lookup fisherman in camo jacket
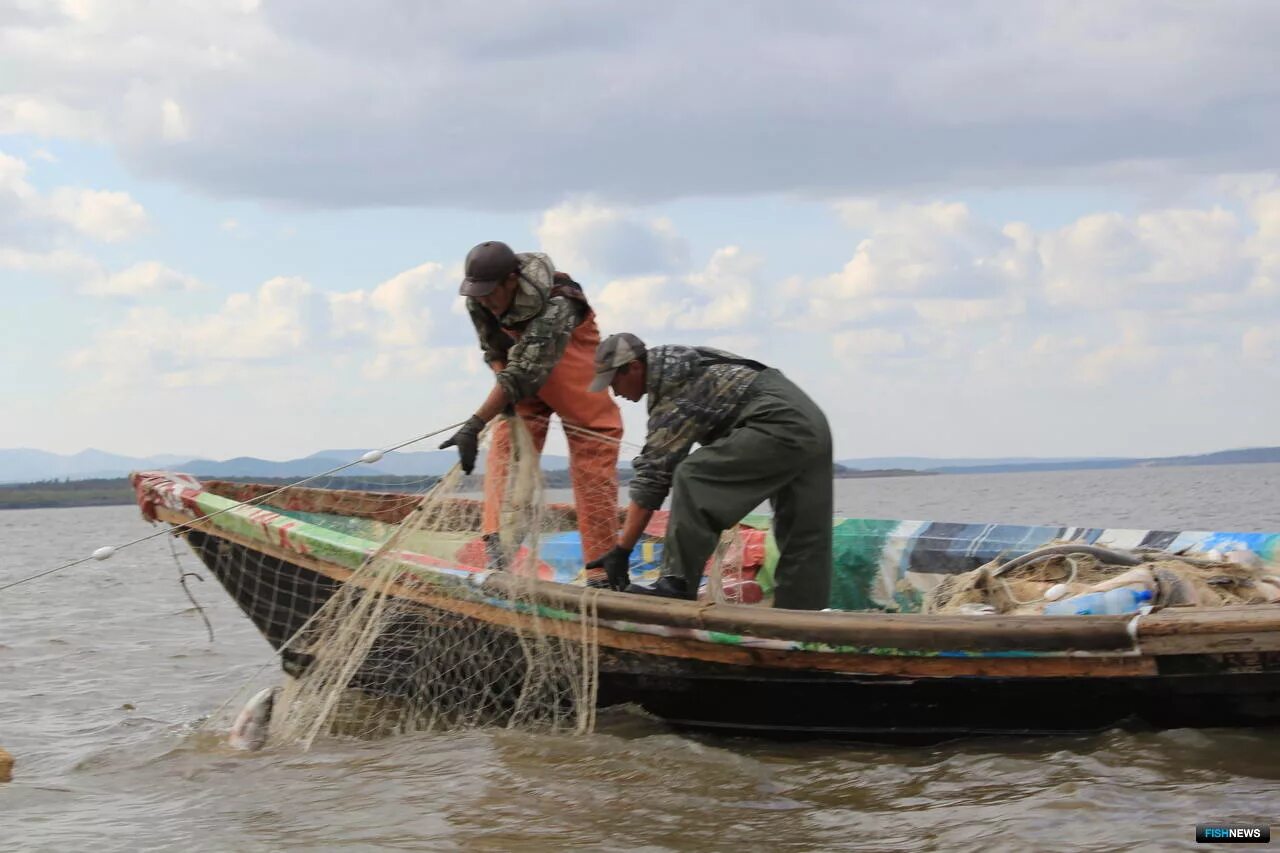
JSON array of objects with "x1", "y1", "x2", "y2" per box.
[
  {"x1": 584, "y1": 333, "x2": 833, "y2": 610},
  {"x1": 439, "y1": 241, "x2": 622, "y2": 583}
]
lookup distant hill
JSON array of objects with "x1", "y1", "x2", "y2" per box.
[
  {"x1": 0, "y1": 446, "x2": 568, "y2": 484},
  {"x1": 1143, "y1": 447, "x2": 1280, "y2": 467},
  {"x1": 0, "y1": 448, "x2": 193, "y2": 483},
  {"x1": 839, "y1": 447, "x2": 1280, "y2": 475},
  {"x1": 3, "y1": 445, "x2": 1277, "y2": 486},
  {"x1": 836, "y1": 455, "x2": 1114, "y2": 471}
]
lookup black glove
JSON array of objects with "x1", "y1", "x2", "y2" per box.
[
  {"x1": 439, "y1": 415, "x2": 485, "y2": 474},
  {"x1": 585, "y1": 545, "x2": 633, "y2": 591}
]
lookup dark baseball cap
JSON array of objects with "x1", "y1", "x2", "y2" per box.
[
  {"x1": 589, "y1": 332, "x2": 647, "y2": 392},
  {"x1": 460, "y1": 240, "x2": 518, "y2": 296}
]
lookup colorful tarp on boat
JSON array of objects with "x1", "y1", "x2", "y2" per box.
[{"x1": 131, "y1": 471, "x2": 1280, "y2": 612}]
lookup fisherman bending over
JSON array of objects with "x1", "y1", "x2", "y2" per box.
[
  {"x1": 585, "y1": 333, "x2": 833, "y2": 610},
  {"x1": 440, "y1": 241, "x2": 622, "y2": 582}
]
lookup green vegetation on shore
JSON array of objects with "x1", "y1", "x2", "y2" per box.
[
  {"x1": 0, "y1": 478, "x2": 139, "y2": 510},
  {"x1": 0, "y1": 466, "x2": 932, "y2": 510}
]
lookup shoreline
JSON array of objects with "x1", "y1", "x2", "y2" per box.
[{"x1": 0, "y1": 468, "x2": 936, "y2": 510}]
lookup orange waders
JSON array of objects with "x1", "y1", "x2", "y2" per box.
[{"x1": 482, "y1": 311, "x2": 623, "y2": 563}]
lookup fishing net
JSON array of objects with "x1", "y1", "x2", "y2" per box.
[
  {"x1": 172, "y1": 414, "x2": 760, "y2": 749},
  {"x1": 924, "y1": 548, "x2": 1280, "y2": 616},
  {"x1": 259, "y1": 418, "x2": 594, "y2": 747}
]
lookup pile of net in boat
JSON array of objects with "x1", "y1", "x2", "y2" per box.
[
  {"x1": 922, "y1": 543, "x2": 1280, "y2": 616},
  {"x1": 203, "y1": 415, "x2": 755, "y2": 749}
]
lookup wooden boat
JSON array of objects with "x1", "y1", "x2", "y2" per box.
[{"x1": 131, "y1": 470, "x2": 1280, "y2": 739}]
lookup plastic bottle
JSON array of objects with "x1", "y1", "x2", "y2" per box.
[{"x1": 1043, "y1": 585, "x2": 1153, "y2": 616}]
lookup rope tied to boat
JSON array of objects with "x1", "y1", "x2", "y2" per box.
[
  {"x1": 992, "y1": 544, "x2": 1142, "y2": 578},
  {"x1": 168, "y1": 535, "x2": 214, "y2": 643},
  {"x1": 997, "y1": 554, "x2": 1084, "y2": 606}
]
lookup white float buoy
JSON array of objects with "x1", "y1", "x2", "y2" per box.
[
  {"x1": 92, "y1": 546, "x2": 116, "y2": 561},
  {"x1": 1044, "y1": 583, "x2": 1069, "y2": 602},
  {"x1": 1225, "y1": 549, "x2": 1262, "y2": 569},
  {"x1": 360, "y1": 449, "x2": 384, "y2": 464}
]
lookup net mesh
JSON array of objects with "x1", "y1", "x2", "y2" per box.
[{"x1": 174, "y1": 414, "x2": 758, "y2": 749}]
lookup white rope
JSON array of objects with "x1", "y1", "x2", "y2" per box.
[
  {"x1": 0, "y1": 421, "x2": 466, "y2": 594},
  {"x1": 997, "y1": 554, "x2": 1082, "y2": 606},
  {"x1": 577, "y1": 587, "x2": 600, "y2": 735}
]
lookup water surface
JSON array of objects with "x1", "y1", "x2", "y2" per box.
[{"x1": 3, "y1": 465, "x2": 1279, "y2": 850}]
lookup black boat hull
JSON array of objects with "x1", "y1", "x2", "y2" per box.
[{"x1": 184, "y1": 528, "x2": 1280, "y2": 738}]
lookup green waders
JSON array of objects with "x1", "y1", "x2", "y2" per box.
[{"x1": 662, "y1": 368, "x2": 833, "y2": 610}]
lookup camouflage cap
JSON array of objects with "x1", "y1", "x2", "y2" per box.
[{"x1": 589, "y1": 332, "x2": 647, "y2": 392}]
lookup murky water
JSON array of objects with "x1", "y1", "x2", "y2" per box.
[{"x1": 3, "y1": 465, "x2": 1279, "y2": 851}]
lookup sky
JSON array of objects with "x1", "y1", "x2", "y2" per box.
[{"x1": 1, "y1": 0, "x2": 1278, "y2": 462}]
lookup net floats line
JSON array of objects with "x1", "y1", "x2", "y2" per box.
[{"x1": 0, "y1": 422, "x2": 466, "y2": 594}]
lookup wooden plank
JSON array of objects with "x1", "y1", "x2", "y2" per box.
[
  {"x1": 1138, "y1": 606, "x2": 1280, "y2": 654},
  {"x1": 203, "y1": 480, "x2": 578, "y2": 527},
  {"x1": 480, "y1": 569, "x2": 1140, "y2": 652}
]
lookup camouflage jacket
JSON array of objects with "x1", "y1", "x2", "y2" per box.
[
  {"x1": 466, "y1": 252, "x2": 588, "y2": 402},
  {"x1": 629, "y1": 345, "x2": 765, "y2": 510}
]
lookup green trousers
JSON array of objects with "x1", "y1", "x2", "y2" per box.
[{"x1": 663, "y1": 368, "x2": 833, "y2": 610}]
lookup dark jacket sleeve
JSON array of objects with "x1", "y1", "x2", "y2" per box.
[
  {"x1": 627, "y1": 396, "x2": 702, "y2": 510},
  {"x1": 467, "y1": 299, "x2": 513, "y2": 366},
  {"x1": 494, "y1": 296, "x2": 581, "y2": 402}
]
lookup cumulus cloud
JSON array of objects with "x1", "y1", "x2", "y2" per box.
[
  {"x1": 828, "y1": 200, "x2": 1028, "y2": 300},
  {"x1": 593, "y1": 246, "x2": 760, "y2": 335},
  {"x1": 0, "y1": 94, "x2": 104, "y2": 139},
  {"x1": 0, "y1": 150, "x2": 40, "y2": 239},
  {"x1": 0, "y1": 246, "x2": 100, "y2": 280},
  {"x1": 196, "y1": 276, "x2": 326, "y2": 360},
  {"x1": 807, "y1": 191, "x2": 1280, "y2": 397},
  {"x1": 82, "y1": 260, "x2": 204, "y2": 296},
  {"x1": 801, "y1": 200, "x2": 1032, "y2": 333},
  {"x1": 71, "y1": 260, "x2": 479, "y2": 388},
  {"x1": 0, "y1": 149, "x2": 200, "y2": 299},
  {"x1": 47, "y1": 187, "x2": 148, "y2": 242},
  {"x1": 329, "y1": 264, "x2": 443, "y2": 348},
  {"x1": 1243, "y1": 187, "x2": 1280, "y2": 297},
  {"x1": 1039, "y1": 207, "x2": 1247, "y2": 308},
  {"x1": 69, "y1": 275, "x2": 329, "y2": 387},
  {"x1": 0, "y1": 150, "x2": 148, "y2": 243},
  {"x1": 535, "y1": 201, "x2": 690, "y2": 279},
  {"x1": 46, "y1": 187, "x2": 1280, "y2": 457},
  {"x1": 677, "y1": 246, "x2": 757, "y2": 330},
  {"x1": 5, "y1": 2, "x2": 1280, "y2": 208},
  {"x1": 0, "y1": 247, "x2": 206, "y2": 299},
  {"x1": 67, "y1": 229, "x2": 761, "y2": 396},
  {"x1": 160, "y1": 98, "x2": 190, "y2": 142}
]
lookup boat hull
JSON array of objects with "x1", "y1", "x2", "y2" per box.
[
  {"x1": 598, "y1": 650, "x2": 1280, "y2": 738},
  {"x1": 182, "y1": 527, "x2": 1280, "y2": 738}
]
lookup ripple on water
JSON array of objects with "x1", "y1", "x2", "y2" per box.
[{"x1": 4, "y1": 500, "x2": 1280, "y2": 851}]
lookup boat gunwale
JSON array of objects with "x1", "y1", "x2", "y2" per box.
[
  {"x1": 166, "y1": 506, "x2": 1166, "y2": 680},
  {"x1": 135, "y1": 473, "x2": 1280, "y2": 659}
]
